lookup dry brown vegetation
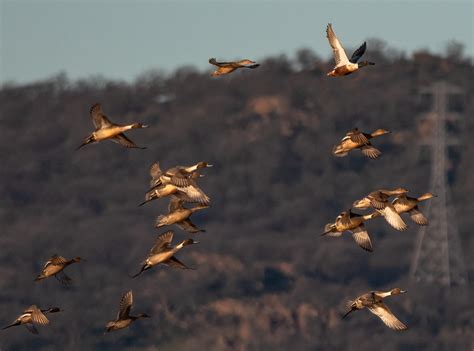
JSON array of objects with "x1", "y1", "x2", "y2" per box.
[{"x1": 0, "y1": 44, "x2": 473, "y2": 350}]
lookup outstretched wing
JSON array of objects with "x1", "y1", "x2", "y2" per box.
[
  {"x1": 43, "y1": 255, "x2": 67, "y2": 269},
  {"x1": 25, "y1": 324, "x2": 39, "y2": 334},
  {"x1": 89, "y1": 103, "x2": 113, "y2": 129},
  {"x1": 150, "y1": 231, "x2": 174, "y2": 254},
  {"x1": 118, "y1": 290, "x2": 133, "y2": 320},
  {"x1": 349, "y1": 130, "x2": 369, "y2": 145},
  {"x1": 351, "y1": 225, "x2": 373, "y2": 252},
  {"x1": 350, "y1": 42, "x2": 367, "y2": 63},
  {"x1": 29, "y1": 307, "x2": 50, "y2": 326},
  {"x1": 408, "y1": 206, "x2": 428, "y2": 225},
  {"x1": 177, "y1": 219, "x2": 204, "y2": 233},
  {"x1": 150, "y1": 162, "x2": 162, "y2": 180},
  {"x1": 110, "y1": 133, "x2": 145, "y2": 149},
  {"x1": 176, "y1": 185, "x2": 210, "y2": 205},
  {"x1": 168, "y1": 196, "x2": 184, "y2": 213},
  {"x1": 369, "y1": 192, "x2": 389, "y2": 209},
  {"x1": 326, "y1": 24, "x2": 350, "y2": 67},
  {"x1": 378, "y1": 206, "x2": 407, "y2": 231},
  {"x1": 165, "y1": 256, "x2": 192, "y2": 270},
  {"x1": 209, "y1": 58, "x2": 221, "y2": 66},
  {"x1": 168, "y1": 170, "x2": 196, "y2": 187},
  {"x1": 361, "y1": 145, "x2": 382, "y2": 159},
  {"x1": 368, "y1": 302, "x2": 407, "y2": 330}
]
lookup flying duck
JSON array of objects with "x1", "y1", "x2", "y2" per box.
[
  {"x1": 2, "y1": 306, "x2": 62, "y2": 334},
  {"x1": 209, "y1": 58, "x2": 260, "y2": 76},
  {"x1": 392, "y1": 193, "x2": 435, "y2": 225},
  {"x1": 333, "y1": 128, "x2": 390, "y2": 159},
  {"x1": 322, "y1": 210, "x2": 379, "y2": 252},
  {"x1": 132, "y1": 231, "x2": 198, "y2": 278},
  {"x1": 105, "y1": 291, "x2": 150, "y2": 332},
  {"x1": 353, "y1": 188, "x2": 409, "y2": 231},
  {"x1": 343, "y1": 288, "x2": 408, "y2": 330},
  {"x1": 77, "y1": 103, "x2": 148, "y2": 150},
  {"x1": 35, "y1": 255, "x2": 83, "y2": 286},
  {"x1": 155, "y1": 196, "x2": 208, "y2": 233},
  {"x1": 326, "y1": 23, "x2": 375, "y2": 77}
]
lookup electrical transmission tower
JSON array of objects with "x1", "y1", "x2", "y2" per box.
[{"x1": 410, "y1": 81, "x2": 468, "y2": 286}]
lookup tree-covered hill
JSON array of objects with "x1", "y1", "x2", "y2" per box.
[{"x1": 0, "y1": 44, "x2": 473, "y2": 350}]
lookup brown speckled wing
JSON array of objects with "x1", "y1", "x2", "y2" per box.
[
  {"x1": 379, "y1": 206, "x2": 408, "y2": 231},
  {"x1": 176, "y1": 185, "x2": 210, "y2": 205},
  {"x1": 368, "y1": 302, "x2": 408, "y2": 330},
  {"x1": 177, "y1": 219, "x2": 204, "y2": 233},
  {"x1": 165, "y1": 256, "x2": 191, "y2": 270},
  {"x1": 150, "y1": 162, "x2": 162, "y2": 180},
  {"x1": 369, "y1": 192, "x2": 389, "y2": 209},
  {"x1": 150, "y1": 231, "x2": 174, "y2": 254},
  {"x1": 349, "y1": 132, "x2": 369, "y2": 145},
  {"x1": 111, "y1": 134, "x2": 145, "y2": 149},
  {"x1": 351, "y1": 225, "x2": 373, "y2": 252},
  {"x1": 89, "y1": 103, "x2": 113, "y2": 129},
  {"x1": 30, "y1": 307, "x2": 50, "y2": 326},
  {"x1": 168, "y1": 196, "x2": 184, "y2": 213},
  {"x1": 408, "y1": 206, "x2": 428, "y2": 225},
  {"x1": 118, "y1": 291, "x2": 133, "y2": 320},
  {"x1": 361, "y1": 145, "x2": 382, "y2": 159},
  {"x1": 169, "y1": 171, "x2": 195, "y2": 187}
]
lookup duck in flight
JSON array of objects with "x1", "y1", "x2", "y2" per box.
[
  {"x1": 391, "y1": 192, "x2": 435, "y2": 225},
  {"x1": 105, "y1": 291, "x2": 150, "y2": 332},
  {"x1": 149, "y1": 161, "x2": 212, "y2": 189},
  {"x1": 322, "y1": 209, "x2": 378, "y2": 252},
  {"x1": 343, "y1": 288, "x2": 408, "y2": 330},
  {"x1": 2, "y1": 305, "x2": 62, "y2": 334},
  {"x1": 35, "y1": 255, "x2": 83, "y2": 286},
  {"x1": 353, "y1": 188, "x2": 409, "y2": 231},
  {"x1": 140, "y1": 162, "x2": 211, "y2": 206},
  {"x1": 155, "y1": 196, "x2": 208, "y2": 233},
  {"x1": 209, "y1": 58, "x2": 260, "y2": 76},
  {"x1": 132, "y1": 231, "x2": 198, "y2": 278},
  {"x1": 333, "y1": 128, "x2": 390, "y2": 159},
  {"x1": 326, "y1": 23, "x2": 375, "y2": 77},
  {"x1": 77, "y1": 103, "x2": 148, "y2": 150}
]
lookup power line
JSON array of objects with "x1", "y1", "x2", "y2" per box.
[{"x1": 410, "y1": 81, "x2": 468, "y2": 286}]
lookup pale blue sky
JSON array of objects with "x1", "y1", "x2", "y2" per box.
[{"x1": 1, "y1": 0, "x2": 472, "y2": 84}]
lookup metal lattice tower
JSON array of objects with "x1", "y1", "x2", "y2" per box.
[{"x1": 410, "y1": 81, "x2": 468, "y2": 286}]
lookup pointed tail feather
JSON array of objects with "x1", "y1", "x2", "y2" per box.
[
  {"x1": 76, "y1": 142, "x2": 88, "y2": 151},
  {"x1": 2, "y1": 321, "x2": 20, "y2": 330},
  {"x1": 131, "y1": 265, "x2": 148, "y2": 278},
  {"x1": 342, "y1": 308, "x2": 355, "y2": 319},
  {"x1": 138, "y1": 199, "x2": 153, "y2": 207}
]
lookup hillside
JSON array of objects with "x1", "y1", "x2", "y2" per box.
[{"x1": 0, "y1": 45, "x2": 473, "y2": 350}]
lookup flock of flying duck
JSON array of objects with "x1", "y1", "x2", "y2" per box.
[{"x1": 3, "y1": 24, "x2": 433, "y2": 337}]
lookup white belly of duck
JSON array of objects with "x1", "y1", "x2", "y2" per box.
[
  {"x1": 93, "y1": 126, "x2": 129, "y2": 140},
  {"x1": 328, "y1": 63, "x2": 359, "y2": 76},
  {"x1": 146, "y1": 252, "x2": 174, "y2": 266}
]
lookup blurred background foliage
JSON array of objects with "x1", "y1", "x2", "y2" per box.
[{"x1": 0, "y1": 42, "x2": 473, "y2": 350}]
